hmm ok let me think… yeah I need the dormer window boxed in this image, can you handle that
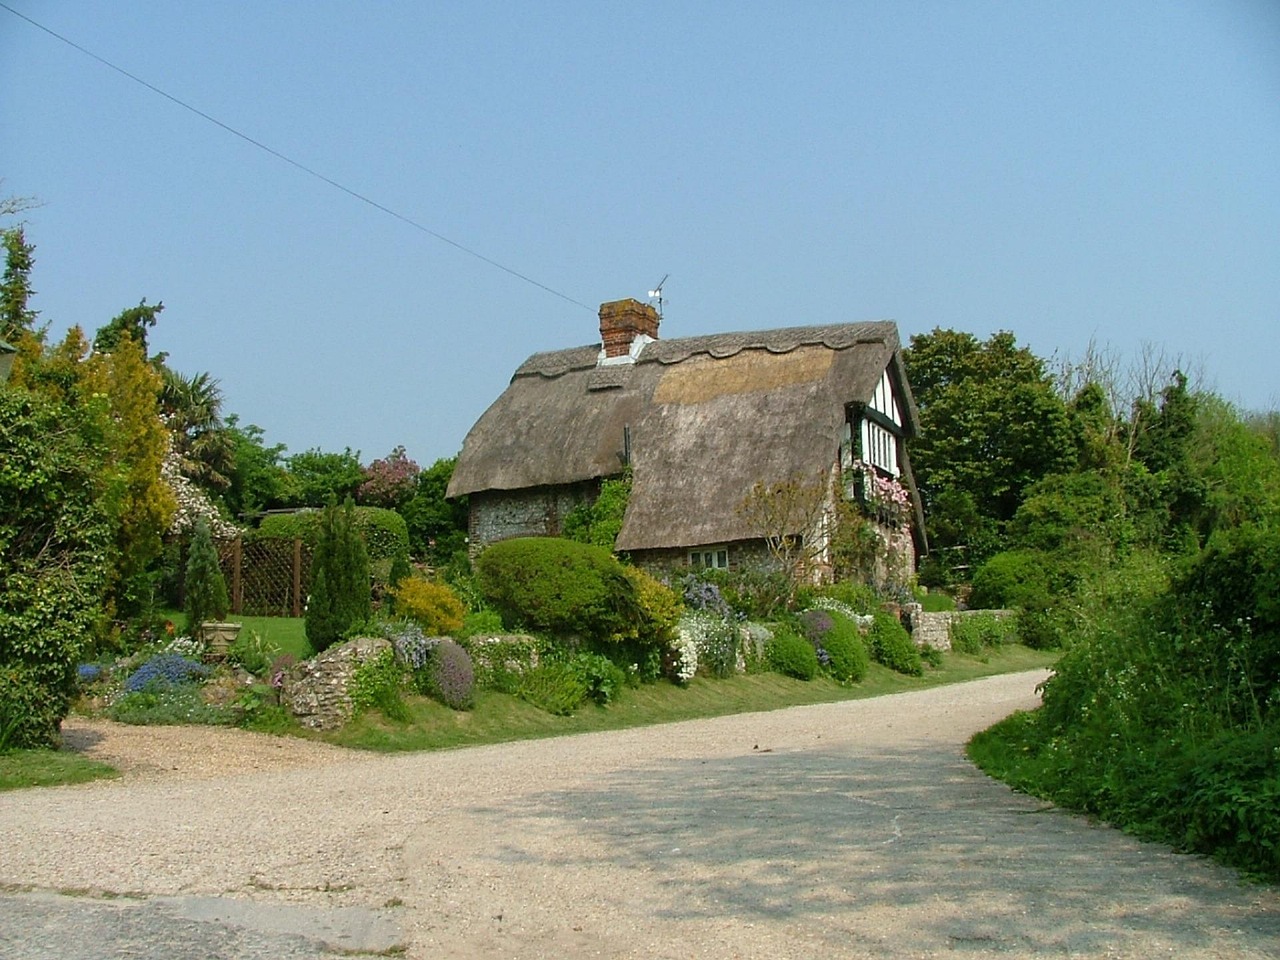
[851,368,904,477]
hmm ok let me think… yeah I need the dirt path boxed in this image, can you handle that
[2,670,1277,959]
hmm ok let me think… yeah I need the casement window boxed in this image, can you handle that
[856,368,903,477]
[689,547,729,570]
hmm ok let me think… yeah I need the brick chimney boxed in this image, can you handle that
[598,299,659,360]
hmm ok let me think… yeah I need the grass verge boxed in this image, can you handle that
[161,610,312,660]
[0,750,119,792]
[327,644,1056,752]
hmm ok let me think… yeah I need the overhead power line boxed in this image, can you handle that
[0,2,593,312]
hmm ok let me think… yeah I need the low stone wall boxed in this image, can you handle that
[281,636,390,730]
[911,609,1015,651]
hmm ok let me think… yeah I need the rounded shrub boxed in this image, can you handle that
[256,506,409,562]
[767,625,819,680]
[392,577,465,635]
[821,612,870,683]
[428,640,475,710]
[866,611,923,676]
[969,549,1051,610]
[475,537,639,641]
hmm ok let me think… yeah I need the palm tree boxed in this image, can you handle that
[160,368,234,492]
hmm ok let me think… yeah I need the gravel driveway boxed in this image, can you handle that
[1,669,1277,959]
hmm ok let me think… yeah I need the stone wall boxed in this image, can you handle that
[280,636,390,730]
[910,608,1015,651]
[468,484,594,552]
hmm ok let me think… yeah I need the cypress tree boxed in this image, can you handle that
[184,518,229,631]
[304,498,371,652]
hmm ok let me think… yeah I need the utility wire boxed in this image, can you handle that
[0,2,594,312]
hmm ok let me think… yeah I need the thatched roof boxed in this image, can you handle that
[448,322,919,552]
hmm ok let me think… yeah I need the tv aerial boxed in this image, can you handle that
[648,274,669,319]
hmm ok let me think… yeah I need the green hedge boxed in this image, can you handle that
[254,506,408,561]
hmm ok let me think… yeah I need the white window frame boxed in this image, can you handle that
[688,546,729,570]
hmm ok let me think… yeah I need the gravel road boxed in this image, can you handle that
[1,669,1277,959]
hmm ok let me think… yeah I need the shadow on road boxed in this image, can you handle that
[477,739,1280,956]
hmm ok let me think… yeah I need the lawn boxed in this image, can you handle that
[162,610,312,660]
[0,749,119,791]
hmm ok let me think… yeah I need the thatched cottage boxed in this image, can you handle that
[447,299,926,576]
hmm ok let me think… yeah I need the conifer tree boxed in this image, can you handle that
[305,498,371,652]
[184,518,229,630]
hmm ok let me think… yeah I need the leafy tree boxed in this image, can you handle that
[280,447,363,508]
[400,456,469,564]
[183,518,229,629]
[358,445,419,509]
[222,415,290,517]
[305,498,372,652]
[0,387,111,748]
[904,328,1075,571]
[1,226,38,342]
[79,334,176,617]
[93,299,163,356]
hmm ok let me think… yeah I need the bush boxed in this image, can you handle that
[391,577,465,635]
[969,549,1052,610]
[766,626,819,680]
[0,389,111,748]
[227,629,273,677]
[866,611,923,676]
[183,518,229,630]
[616,566,684,681]
[457,608,504,639]
[461,633,542,693]
[949,613,1019,655]
[677,612,740,679]
[475,538,639,641]
[817,581,880,614]
[348,647,409,722]
[799,608,869,683]
[703,568,792,619]
[305,498,372,653]
[427,640,475,710]
[518,660,590,716]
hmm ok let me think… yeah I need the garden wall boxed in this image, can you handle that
[910,608,1015,651]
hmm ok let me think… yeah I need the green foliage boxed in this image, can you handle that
[766,626,819,680]
[183,518,229,629]
[475,538,640,642]
[1,226,37,342]
[255,505,409,562]
[461,633,543,693]
[222,416,290,517]
[457,609,505,639]
[968,549,1056,611]
[866,611,923,676]
[915,590,956,612]
[348,647,409,722]
[0,388,110,748]
[399,456,469,565]
[92,299,161,355]
[614,566,683,678]
[304,499,372,653]
[701,567,792,620]
[517,651,627,715]
[226,629,273,677]
[391,577,465,635]
[817,581,880,615]
[904,328,1075,571]
[107,684,230,726]
[949,613,1018,655]
[279,447,364,508]
[563,470,631,550]
[820,611,870,683]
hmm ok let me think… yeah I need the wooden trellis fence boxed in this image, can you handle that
[213,536,312,618]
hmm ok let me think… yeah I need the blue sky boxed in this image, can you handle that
[3,1,1277,467]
